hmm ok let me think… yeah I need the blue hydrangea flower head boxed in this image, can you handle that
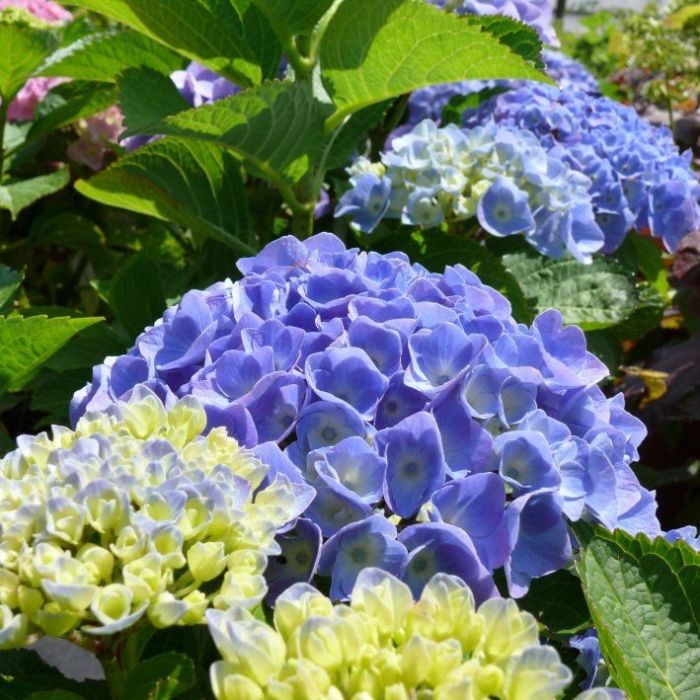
[72,234,661,598]
[339,119,606,261]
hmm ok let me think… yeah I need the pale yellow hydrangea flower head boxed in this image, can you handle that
[206,567,578,700]
[0,388,314,647]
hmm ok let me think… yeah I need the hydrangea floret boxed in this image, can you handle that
[462,84,700,252]
[71,234,659,602]
[337,120,605,262]
[0,390,313,648]
[207,567,583,700]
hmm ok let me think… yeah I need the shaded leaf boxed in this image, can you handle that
[251,0,334,40]
[110,255,166,338]
[0,266,23,311]
[518,569,591,636]
[0,167,70,220]
[118,67,190,138]
[123,652,195,700]
[76,139,254,254]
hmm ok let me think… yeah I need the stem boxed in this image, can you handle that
[103,655,127,700]
[0,99,9,185]
[308,0,346,65]
[291,204,315,239]
[284,36,314,81]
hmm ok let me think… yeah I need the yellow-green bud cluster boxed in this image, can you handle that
[207,567,574,699]
[0,389,312,647]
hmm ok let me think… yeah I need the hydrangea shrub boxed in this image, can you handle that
[72,235,658,603]
[0,391,312,648]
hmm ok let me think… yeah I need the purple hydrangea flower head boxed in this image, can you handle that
[72,233,660,597]
[171,62,240,107]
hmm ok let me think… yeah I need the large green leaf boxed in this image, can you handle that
[0,12,58,100]
[76,139,255,254]
[502,249,639,331]
[395,233,533,324]
[576,525,700,699]
[110,254,166,338]
[118,68,190,137]
[67,0,280,88]
[127,80,330,186]
[41,29,182,83]
[0,167,70,220]
[320,0,547,127]
[0,314,102,394]
[251,0,334,40]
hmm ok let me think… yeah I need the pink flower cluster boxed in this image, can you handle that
[1,0,72,122]
[67,106,126,171]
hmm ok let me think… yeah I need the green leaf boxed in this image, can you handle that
[441,86,508,126]
[0,266,23,311]
[576,525,700,699]
[251,0,334,40]
[396,232,534,323]
[30,369,92,425]
[110,255,166,338]
[502,249,639,331]
[0,167,70,220]
[119,68,190,138]
[75,139,255,254]
[127,80,330,186]
[463,14,545,67]
[29,213,113,271]
[44,323,126,372]
[41,29,182,83]
[67,0,280,88]
[518,570,592,636]
[28,82,119,142]
[0,314,103,394]
[320,0,547,128]
[0,12,57,100]
[123,652,195,700]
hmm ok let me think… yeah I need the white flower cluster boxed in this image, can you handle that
[0,388,314,647]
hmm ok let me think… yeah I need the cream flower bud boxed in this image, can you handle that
[84,584,147,635]
[77,544,115,583]
[0,606,27,650]
[504,646,572,700]
[41,557,97,612]
[351,567,413,641]
[210,662,264,700]
[290,618,344,673]
[0,570,20,608]
[187,541,227,583]
[207,608,286,685]
[274,584,334,641]
[45,496,85,544]
[477,598,539,663]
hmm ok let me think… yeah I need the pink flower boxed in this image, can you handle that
[67,106,125,171]
[0,0,72,24]
[1,1,73,121]
[7,77,66,122]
